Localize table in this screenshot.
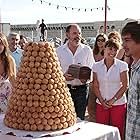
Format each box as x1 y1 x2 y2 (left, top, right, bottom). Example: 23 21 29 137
0 120 121 140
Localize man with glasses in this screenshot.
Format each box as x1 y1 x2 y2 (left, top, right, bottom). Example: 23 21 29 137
121 21 140 140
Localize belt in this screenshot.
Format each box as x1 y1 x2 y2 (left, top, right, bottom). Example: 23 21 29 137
67 84 87 90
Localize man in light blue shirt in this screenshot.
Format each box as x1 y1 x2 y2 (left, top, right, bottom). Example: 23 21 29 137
8 32 23 71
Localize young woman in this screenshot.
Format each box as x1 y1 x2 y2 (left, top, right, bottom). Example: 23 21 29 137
108 31 125 60
93 33 108 61
0 32 16 113
92 39 129 140
88 33 108 122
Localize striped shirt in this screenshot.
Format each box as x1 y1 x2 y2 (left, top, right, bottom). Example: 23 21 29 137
125 59 140 140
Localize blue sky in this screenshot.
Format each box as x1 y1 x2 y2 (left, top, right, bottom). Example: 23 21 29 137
1 0 140 25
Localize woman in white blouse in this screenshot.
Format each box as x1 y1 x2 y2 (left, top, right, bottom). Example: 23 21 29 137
92 39 129 140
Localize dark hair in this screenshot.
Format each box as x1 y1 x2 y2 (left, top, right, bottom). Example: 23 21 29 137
20 35 27 40
65 24 81 33
63 38 68 44
93 33 108 55
66 25 72 33
20 35 24 39
105 39 121 50
121 21 140 43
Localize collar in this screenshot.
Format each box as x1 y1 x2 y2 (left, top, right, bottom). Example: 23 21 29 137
131 59 140 70
12 47 23 54
62 41 85 51
101 58 117 66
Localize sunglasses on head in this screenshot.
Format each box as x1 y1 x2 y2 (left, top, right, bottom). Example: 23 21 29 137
97 39 105 42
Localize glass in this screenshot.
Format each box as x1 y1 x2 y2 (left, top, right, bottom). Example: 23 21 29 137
97 39 105 42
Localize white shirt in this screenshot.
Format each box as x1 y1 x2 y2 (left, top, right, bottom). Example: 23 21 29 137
56 42 95 85
92 58 129 105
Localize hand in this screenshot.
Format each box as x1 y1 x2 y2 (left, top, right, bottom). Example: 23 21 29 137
64 72 74 81
80 79 87 83
106 98 115 106
101 99 112 109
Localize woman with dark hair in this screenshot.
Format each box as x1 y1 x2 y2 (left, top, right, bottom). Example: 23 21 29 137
88 33 108 122
92 39 129 140
93 33 108 61
0 32 16 113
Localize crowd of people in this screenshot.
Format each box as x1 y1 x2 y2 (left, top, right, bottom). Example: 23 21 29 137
0 20 140 140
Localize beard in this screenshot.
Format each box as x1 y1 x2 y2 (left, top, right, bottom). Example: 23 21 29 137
73 37 81 44
68 37 81 47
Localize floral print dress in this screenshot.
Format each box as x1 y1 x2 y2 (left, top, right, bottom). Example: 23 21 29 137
0 75 12 113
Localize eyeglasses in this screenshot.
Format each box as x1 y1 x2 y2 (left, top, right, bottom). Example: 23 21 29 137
97 39 105 42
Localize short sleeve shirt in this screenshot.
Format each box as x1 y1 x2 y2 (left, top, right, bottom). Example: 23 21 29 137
92 58 129 105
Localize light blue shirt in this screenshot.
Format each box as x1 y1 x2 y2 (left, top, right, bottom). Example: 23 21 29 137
10 47 23 71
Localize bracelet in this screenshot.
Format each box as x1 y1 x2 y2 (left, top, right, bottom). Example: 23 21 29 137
114 97 118 102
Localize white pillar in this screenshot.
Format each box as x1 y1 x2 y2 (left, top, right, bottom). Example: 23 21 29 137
31 30 34 41
60 24 63 45
45 25 47 40
36 20 40 42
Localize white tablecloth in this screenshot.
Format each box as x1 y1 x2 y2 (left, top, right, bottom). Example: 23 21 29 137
0 114 121 140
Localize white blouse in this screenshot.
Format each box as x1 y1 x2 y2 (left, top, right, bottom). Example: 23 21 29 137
92 58 129 105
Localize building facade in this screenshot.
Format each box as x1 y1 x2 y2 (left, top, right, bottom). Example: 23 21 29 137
6 20 128 42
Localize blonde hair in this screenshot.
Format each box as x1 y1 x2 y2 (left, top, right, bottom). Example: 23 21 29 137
108 31 122 44
0 32 16 79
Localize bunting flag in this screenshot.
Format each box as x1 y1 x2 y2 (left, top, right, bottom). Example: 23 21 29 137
32 0 110 12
